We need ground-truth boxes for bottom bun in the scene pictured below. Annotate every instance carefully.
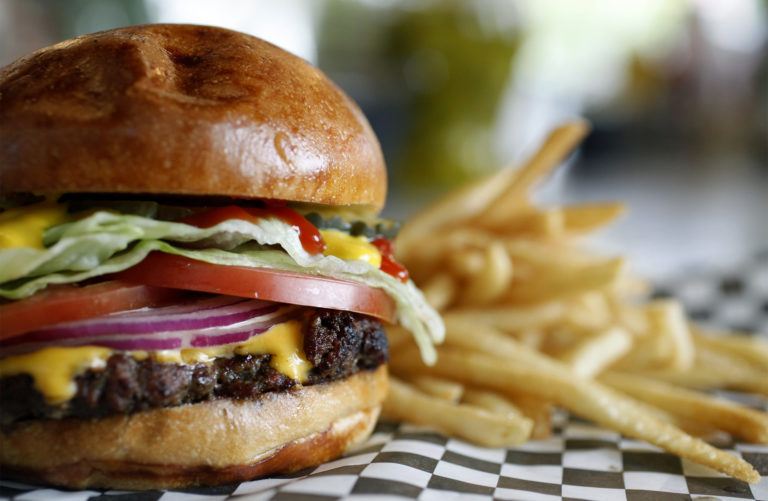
[1,365,388,490]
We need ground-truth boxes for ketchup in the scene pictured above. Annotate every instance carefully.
[371,237,409,283]
[181,203,326,255]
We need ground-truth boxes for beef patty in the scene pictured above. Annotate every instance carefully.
[0,309,388,424]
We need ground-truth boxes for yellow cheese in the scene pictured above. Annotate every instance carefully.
[0,202,68,249]
[0,346,112,405]
[0,320,313,404]
[320,229,381,268]
[150,320,312,382]
[234,320,312,381]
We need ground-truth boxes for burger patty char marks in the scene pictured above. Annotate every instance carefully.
[0,309,388,424]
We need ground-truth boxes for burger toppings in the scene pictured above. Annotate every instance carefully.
[0,197,444,363]
[0,308,389,424]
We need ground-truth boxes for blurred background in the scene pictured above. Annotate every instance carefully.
[1,0,766,281]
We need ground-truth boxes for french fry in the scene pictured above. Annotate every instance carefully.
[420,272,457,311]
[530,208,565,238]
[516,329,545,350]
[442,302,564,335]
[460,243,514,305]
[693,329,768,370]
[504,239,599,269]
[561,292,613,331]
[504,257,625,304]
[389,120,768,484]
[398,229,495,282]
[561,202,625,233]
[602,371,768,444]
[412,375,464,403]
[389,346,760,483]
[559,327,633,378]
[447,249,485,278]
[462,388,525,417]
[383,377,533,447]
[503,391,554,440]
[634,345,768,396]
[502,208,565,238]
[476,121,591,229]
[646,300,694,372]
[607,298,649,336]
[395,166,521,258]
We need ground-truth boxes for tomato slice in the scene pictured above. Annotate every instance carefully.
[115,253,397,322]
[0,281,181,341]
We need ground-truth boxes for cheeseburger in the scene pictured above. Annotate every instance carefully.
[0,24,443,489]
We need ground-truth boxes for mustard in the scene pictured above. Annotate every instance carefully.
[320,229,382,268]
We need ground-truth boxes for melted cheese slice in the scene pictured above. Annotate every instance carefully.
[0,320,312,404]
[0,202,68,249]
[0,346,112,405]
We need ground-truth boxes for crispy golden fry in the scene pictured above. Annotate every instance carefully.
[383,377,533,447]
[559,327,633,378]
[447,249,485,278]
[633,345,768,396]
[420,272,457,311]
[397,229,496,283]
[395,168,520,258]
[412,375,464,403]
[442,303,564,336]
[561,203,626,233]
[390,120,767,484]
[562,293,613,331]
[505,392,554,440]
[614,301,694,372]
[693,329,768,370]
[505,239,586,267]
[602,371,768,444]
[503,208,565,238]
[389,346,760,484]
[476,121,591,230]
[607,299,649,336]
[462,388,525,417]
[646,300,694,372]
[460,243,514,306]
[461,388,554,440]
[504,257,625,304]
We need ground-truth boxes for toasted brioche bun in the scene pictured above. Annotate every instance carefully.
[1,366,387,490]
[0,24,386,210]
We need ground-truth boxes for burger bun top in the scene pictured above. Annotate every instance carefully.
[0,24,386,211]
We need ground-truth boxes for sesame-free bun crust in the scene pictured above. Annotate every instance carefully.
[0,366,387,490]
[0,24,386,210]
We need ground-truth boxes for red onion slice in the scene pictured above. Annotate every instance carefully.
[1,298,302,357]
[17,301,280,342]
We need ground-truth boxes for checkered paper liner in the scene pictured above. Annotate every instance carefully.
[2,251,767,501]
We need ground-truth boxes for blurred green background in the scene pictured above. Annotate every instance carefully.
[1,0,766,279]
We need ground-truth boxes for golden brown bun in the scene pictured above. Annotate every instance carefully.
[1,366,387,490]
[0,24,386,211]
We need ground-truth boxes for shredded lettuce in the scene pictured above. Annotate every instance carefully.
[1,211,444,363]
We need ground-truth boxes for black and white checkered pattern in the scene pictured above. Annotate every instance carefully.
[2,252,767,501]
[653,250,768,337]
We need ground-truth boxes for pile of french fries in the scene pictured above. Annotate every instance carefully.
[384,122,768,484]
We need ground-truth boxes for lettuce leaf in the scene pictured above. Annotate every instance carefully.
[1,212,444,363]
